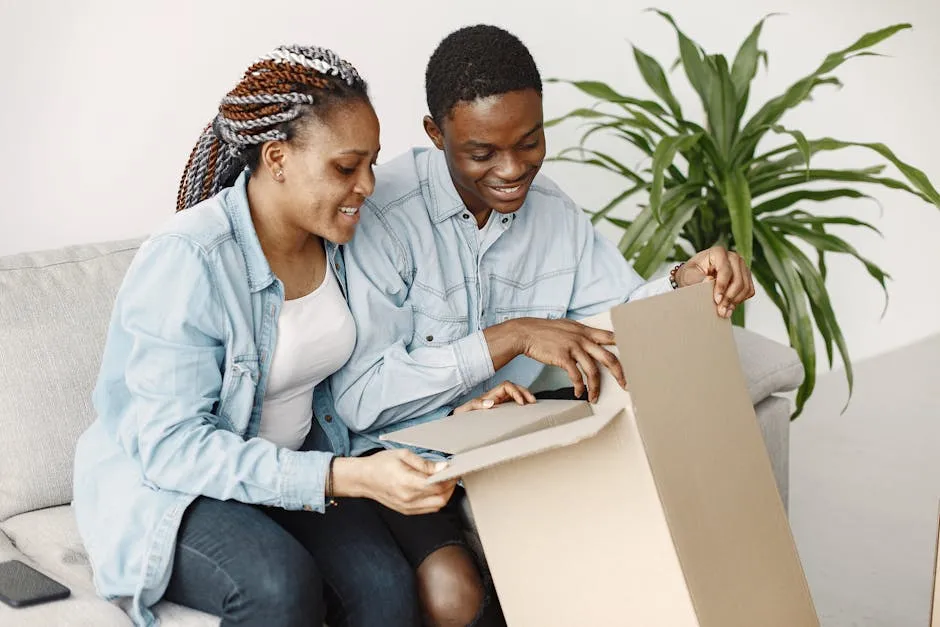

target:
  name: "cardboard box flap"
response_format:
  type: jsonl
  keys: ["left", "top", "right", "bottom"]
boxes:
{"left": 380, "top": 399, "right": 591, "bottom": 454}
{"left": 609, "top": 281, "right": 818, "bottom": 624}
{"left": 428, "top": 407, "right": 623, "bottom": 483}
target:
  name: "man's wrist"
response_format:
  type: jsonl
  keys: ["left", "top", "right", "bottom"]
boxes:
{"left": 670, "top": 263, "right": 686, "bottom": 289}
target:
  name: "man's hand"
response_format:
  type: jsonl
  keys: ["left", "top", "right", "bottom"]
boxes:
{"left": 677, "top": 246, "right": 756, "bottom": 318}
{"left": 453, "top": 380, "right": 537, "bottom": 414}
{"left": 518, "top": 319, "right": 625, "bottom": 403}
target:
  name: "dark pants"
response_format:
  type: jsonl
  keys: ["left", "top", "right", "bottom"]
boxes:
{"left": 164, "top": 496, "right": 420, "bottom": 627}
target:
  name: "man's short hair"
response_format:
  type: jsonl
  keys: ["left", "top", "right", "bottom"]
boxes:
{"left": 425, "top": 24, "right": 542, "bottom": 124}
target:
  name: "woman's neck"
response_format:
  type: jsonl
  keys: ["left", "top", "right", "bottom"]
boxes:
{"left": 246, "top": 175, "right": 320, "bottom": 260}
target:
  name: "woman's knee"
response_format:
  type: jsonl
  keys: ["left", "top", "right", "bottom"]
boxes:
{"left": 416, "top": 545, "right": 485, "bottom": 627}
{"left": 329, "top": 547, "right": 418, "bottom": 627}
{"left": 236, "top": 545, "right": 324, "bottom": 623}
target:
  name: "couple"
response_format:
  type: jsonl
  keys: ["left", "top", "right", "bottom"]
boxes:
{"left": 73, "top": 25, "right": 755, "bottom": 627}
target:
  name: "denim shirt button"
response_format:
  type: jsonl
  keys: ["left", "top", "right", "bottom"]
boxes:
{"left": 324, "top": 414, "right": 333, "bottom": 423}
{"left": 426, "top": 335, "right": 434, "bottom": 342}
{"left": 462, "top": 213, "right": 470, "bottom": 219}
{"left": 502, "top": 217, "right": 509, "bottom": 224}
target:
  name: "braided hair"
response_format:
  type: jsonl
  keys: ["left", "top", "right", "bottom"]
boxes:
{"left": 176, "top": 45, "right": 369, "bottom": 212}
{"left": 425, "top": 25, "right": 542, "bottom": 125}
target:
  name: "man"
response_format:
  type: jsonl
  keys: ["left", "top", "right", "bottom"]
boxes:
{"left": 332, "top": 24, "right": 755, "bottom": 450}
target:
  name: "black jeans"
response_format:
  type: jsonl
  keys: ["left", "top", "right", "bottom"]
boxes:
{"left": 163, "top": 496, "right": 420, "bottom": 627}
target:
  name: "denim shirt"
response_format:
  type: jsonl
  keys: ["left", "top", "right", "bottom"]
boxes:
{"left": 72, "top": 171, "right": 350, "bottom": 627}
{"left": 330, "top": 147, "right": 671, "bottom": 454}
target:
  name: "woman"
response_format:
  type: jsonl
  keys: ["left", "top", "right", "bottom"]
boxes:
{"left": 72, "top": 45, "right": 525, "bottom": 627}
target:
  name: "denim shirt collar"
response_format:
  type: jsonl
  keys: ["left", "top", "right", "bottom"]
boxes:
{"left": 222, "top": 169, "right": 341, "bottom": 294}
{"left": 425, "top": 149, "right": 469, "bottom": 224}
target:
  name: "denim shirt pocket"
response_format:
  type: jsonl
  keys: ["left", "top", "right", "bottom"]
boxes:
{"left": 409, "top": 306, "right": 469, "bottom": 349}
{"left": 217, "top": 354, "right": 260, "bottom": 434}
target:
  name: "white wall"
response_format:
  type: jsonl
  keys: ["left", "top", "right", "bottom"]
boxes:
{"left": 2, "top": 0, "right": 938, "bottom": 371}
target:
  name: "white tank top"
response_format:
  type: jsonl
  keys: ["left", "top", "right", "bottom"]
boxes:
{"left": 258, "top": 264, "right": 356, "bottom": 450}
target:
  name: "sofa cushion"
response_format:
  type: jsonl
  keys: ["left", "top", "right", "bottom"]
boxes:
{"left": 1, "top": 505, "right": 218, "bottom": 626}
{"left": 0, "top": 240, "right": 142, "bottom": 521}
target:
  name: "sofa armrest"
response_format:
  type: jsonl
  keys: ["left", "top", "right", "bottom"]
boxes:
{"left": 732, "top": 327, "right": 804, "bottom": 405}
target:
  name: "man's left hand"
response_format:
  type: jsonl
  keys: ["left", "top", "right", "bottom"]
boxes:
{"left": 676, "top": 246, "right": 755, "bottom": 318}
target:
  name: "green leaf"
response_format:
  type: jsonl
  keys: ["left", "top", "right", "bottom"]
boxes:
{"left": 545, "top": 79, "right": 673, "bottom": 119}
{"left": 544, "top": 107, "right": 610, "bottom": 128}
{"left": 815, "top": 24, "right": 911, "bottom": 74}
{"left": 753, "top": 222, "right": 817, "bottom": 416}
{"left": 606, "top": 217, "right": 632, "bottom": 230}
{"left": 750, "top": 168, "right": 928, "bottom": 201}
{"left": 704, "top": 54, "right": 739, "bottom": 157}
{"left": 847, "top": 141, "right": 940, "bottom": 206}
{"left": 722, "top": 168, "right": 753, "bottom": 264}
{"left": 618, "top": 206, "right": 658, "bottom": 260}
{"left": 633, "top": 45, "right": 683, "bottom": 118}
{"left": 650, "top": 133, "right": 703, "bottom": 221}
{"left": 633, "top": 198, "right": 700, "bottom": 276}
{"left": 767, "top": 210, "right": 883, "bottom": 236}
{"left": 735, "top": 77, "right": 842, "bottom": 163}
{"left": 769, "top": 221, "right": 890, "bottom": 313}
{"left": 813, "top": 223, "right": 829, "bottom": 281}
{"left": 648, "top": 9, "right": 712, "bottom": 104}
{"left": 749, "top": 136, "right": 939, "bottom": 205}
{"left": 752, "top": 188, "right": 874, "bottom": 214}
{"left": 779, "top": 237, "right": 854, "bottom": 411}
{"left": 590, "top": 183, "right": 647, "bottom": 224}
{"left": 730, "top": 14, "right": 780, "bottom": 115}
{"left": 769, "top": 125, "right": 811, "bottom": 175}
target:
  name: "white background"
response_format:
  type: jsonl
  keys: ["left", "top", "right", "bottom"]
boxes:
{"left": 2, "top": 0, "right": 938, "bottom": 373}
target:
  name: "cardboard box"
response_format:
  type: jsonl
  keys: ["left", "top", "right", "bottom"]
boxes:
{"left": 384, "top": 282, "right": 818, "bottom": 626}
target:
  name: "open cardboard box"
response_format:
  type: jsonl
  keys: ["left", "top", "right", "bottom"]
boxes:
{"left": 383, "top": 282, "right": 818, "bottom": 626}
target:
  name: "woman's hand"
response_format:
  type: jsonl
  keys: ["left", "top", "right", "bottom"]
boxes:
{"left": 332, "top": 450, "right": 457, "bottom": 516}
{"left": 453, "top": 380, "right": 537, "bottom": 414}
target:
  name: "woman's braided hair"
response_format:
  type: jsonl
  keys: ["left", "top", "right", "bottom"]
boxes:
{"left": 176, "top": 45, "right": 369, "bottom": 212}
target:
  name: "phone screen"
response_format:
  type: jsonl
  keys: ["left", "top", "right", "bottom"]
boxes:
{"left": 0, "top": 560, "right": 71, "bottom": 608}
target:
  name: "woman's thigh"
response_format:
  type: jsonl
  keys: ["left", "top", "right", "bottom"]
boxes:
{"left": 164, "top": 496, "right": 324, "bottom": 627}
{"left": 266, "top": 499, "right": 421, "bottom": 627}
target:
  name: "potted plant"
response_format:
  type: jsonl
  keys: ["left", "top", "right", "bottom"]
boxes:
{"left": 547, "top": 10, "right": 940, "bottom": 416}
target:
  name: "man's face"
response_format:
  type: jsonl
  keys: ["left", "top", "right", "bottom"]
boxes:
{"left": 424, "top": 89, "right": 545, "bottom": 219}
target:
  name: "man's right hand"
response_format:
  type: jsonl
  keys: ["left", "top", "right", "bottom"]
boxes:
{"left": 484, "top": 318, "right": 626, "bottom": 403}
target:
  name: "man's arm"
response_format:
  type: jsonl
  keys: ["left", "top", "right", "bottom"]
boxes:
{"left": 564, "top": 195, "right": 673, "bottom": 319}
{"left": 331, "top": 206, "right": 495, "bottom": 433}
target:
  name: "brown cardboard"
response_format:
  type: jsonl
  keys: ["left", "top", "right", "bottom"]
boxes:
{"left": 384, "top": 282, "right": 818, "bottom": 626}
{"left": 931, "top": 503, "right": 940, "bottom": 627}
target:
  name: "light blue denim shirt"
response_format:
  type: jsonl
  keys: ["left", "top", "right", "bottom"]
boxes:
{"left": 72, "top": 171, "right": 350, "bottom": 627}
{"left": 330, "top": 147, "right": 671, "bottom": 454}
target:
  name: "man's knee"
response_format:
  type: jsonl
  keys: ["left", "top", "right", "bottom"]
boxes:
{"left": 417, "top": 545, "right": 485, "bottom": 627}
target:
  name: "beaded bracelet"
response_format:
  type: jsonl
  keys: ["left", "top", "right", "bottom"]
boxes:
{"left": 669, "top": 263, "right": 685, "bottom": 290}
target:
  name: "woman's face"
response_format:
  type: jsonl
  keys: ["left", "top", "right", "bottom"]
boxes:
{"left": 278, "top": 99, "right": 380, "bottom": 244}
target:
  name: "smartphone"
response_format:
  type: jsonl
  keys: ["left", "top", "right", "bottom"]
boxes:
{"left": 0, "top": 560, "right": 71, "bottom": 608}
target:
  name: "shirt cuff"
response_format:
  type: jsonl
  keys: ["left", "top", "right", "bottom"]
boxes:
{"left": 627, "top": 276, "right": 674, "bottom": 301}
{"left": 278, "top": 450, "right": 333, "bottom": 512}
{"left": 452, "top": 330, "right": 496, "bottom": 393}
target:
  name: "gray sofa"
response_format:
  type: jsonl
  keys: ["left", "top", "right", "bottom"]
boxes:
{"left": 0, "top": 238, "right": 804, "bottom": 626}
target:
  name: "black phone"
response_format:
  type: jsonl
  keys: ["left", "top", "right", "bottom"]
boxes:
{"left": 0, "top": 560, "right": 71, "bottom": 608}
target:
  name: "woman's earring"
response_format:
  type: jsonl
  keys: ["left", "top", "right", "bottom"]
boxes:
{"left": 274, "top": 169, "right": 284, "bottom": 181}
